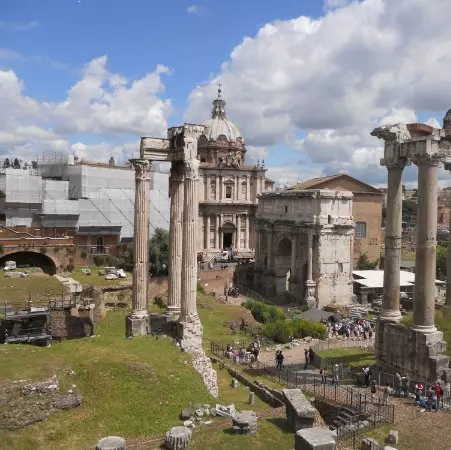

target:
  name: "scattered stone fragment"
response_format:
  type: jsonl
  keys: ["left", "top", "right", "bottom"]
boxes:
{"left": 183, "top": 420, "right": 194, "bottom": 428}
{"left": 215, "top": 404, "right": 236, "bottom": 418}
{"left": 283, "top": 389, "right": 316, "bottom": 431}
{"left": 385, "top": 430, "right": 399, "bottom": 445}
{"left": 180, "top": 408, "right": 192, "bottom": 420}
{"left": 295, "top": 427, "right": 337, "bottom": 450}
{"left": 53, "top": 392, "right": 82, "bottom": 410}
{"left": 232, "top": 410, "right": 258, "bottom": 435}
{"left": 96, "top": 436, "right": 126, "bottom": 450}
{"left": 164, "top": 426, "right": 192, "bottom": 449}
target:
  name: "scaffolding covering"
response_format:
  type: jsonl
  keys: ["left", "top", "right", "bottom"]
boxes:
{"left": 0, "top": 170, "right": 42, "bottom": 203}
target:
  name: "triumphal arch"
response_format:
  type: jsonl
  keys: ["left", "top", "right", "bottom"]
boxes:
{"left": 372, "top": 117, "right": 451, "bottom": 383}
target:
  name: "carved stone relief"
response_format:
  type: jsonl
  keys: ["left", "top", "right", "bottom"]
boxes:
{"left": 210, "top": 182, "right": 216, "bottom": 200}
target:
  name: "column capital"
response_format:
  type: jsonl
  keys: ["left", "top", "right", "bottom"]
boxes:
{"left": 383, "top": 160, "right": 408, "bottom": 170}
{"left": 170, "top": 161, "right": 185, "bottom": 183}
{"left": 131, "top": 159, "right": 153, "bottom": 181}
{"left": 411, "top": 153, "right": 442, "bottom": 167}
{"left": 183, "top": 158, "right": 200, "bottom": 180}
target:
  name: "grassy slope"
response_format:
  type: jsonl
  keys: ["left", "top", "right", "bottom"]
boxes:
{"left": 0, "top": 270, "right": 65, "bottom": 306}
{"left": 316, "top": 348, "right": 376, "bottom": 369}
{"left": 71, "top": 266, "right": 131, "bottom": 287}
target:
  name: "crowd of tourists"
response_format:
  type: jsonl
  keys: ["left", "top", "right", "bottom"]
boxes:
{"left": 320, "top": 315, "right": 375, "bottom": 339}
{"left": 224, "top": 340, "right": 260, "bottom": 364}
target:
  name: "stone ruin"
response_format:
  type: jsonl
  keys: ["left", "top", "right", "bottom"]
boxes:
{"left": 127, "top": 124, "right": 218, "bottom": 396}
{"left": 372, "top": 119, "right": 451, "bottom": 383}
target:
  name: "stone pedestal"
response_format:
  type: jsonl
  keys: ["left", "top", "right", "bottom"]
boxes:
{"left": 295, "top": 427, "right": 336, "bottom": 450}
{"left": 126, "top": 313, "right": 149, "bottom": 338}
{"left": 164, "top": 426, "right": 192, "bottom": 450}
{"left": 305, "top": 281, "right": 316, "bottom": 309}
{"left": 177, "top": 316, "right": 203, "bottom": 352}
{"left": 96, "top": 436, "right": 126, "bottom": 450}
{"left": 283, "top": 389, "right": 316, "bottom": 432}
{"left": 375, "top": 320, "right": 451, "bottom": 383}
{"left": 232, "top": 410, "right": 258, "bottom": 435}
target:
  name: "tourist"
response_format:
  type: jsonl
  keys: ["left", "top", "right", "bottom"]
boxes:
{"left": 304, "top": 348, "right": 309, "bottom": 369}
{"left": 382, "top": 383, "right": 390, "bottom": 404}
{"left": 394, "top": 373, "right": 402, "bottom": 396}
{"left": 434, "top": 382, "right": 442, "bottom": 411}
{"left": 332, "top": 364, "right": 339, "bottom": 386}
{"left": 370, "top": 380, "right": 377, "bottom": 402}
{"left": 363, "top": 366, "right": 370, "bottom": 387}
{"left": 308, "top": 346, "right": 314, "bottom": 364}
{"left": 276, "top": 351, "right": 284, "bottom": 370}
{"left": 401, "top": 375, "right": 409, "bottom": 397}
{"left": 415, "top": 383, "right": 424, "bottom": 403}
{"left": 320, "top": 368, "right": 326, "bottom": 384}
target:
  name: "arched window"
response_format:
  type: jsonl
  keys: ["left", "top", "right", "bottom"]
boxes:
{"left": 96, "top": 236, "right": 105, "bottom": 253}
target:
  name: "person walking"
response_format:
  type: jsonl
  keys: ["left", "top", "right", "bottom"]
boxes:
{"left": 382, "top": 383, "right": 390, "bottom": 404}
{"left": 434, "top": 382, "right": 442, "bottom": 411}
{"left": 332, "top": 364, "right": 340, "bottom": 386}
{"left": 370, "top": 380, "right": 377, "bottom": 402}
{"left": 276, "top": 351, "right": 284, "bottom": 371}
{"left": 304, "top": 348, "right": 309, "bottom": 370}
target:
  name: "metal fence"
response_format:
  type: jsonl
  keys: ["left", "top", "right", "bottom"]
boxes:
{"left": 210, "top": 340, "right": 395, "bottom": 448}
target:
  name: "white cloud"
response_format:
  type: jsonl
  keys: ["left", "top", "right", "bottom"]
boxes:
{"left": 0, "top": 56, "right": 172, "bottom": 163}
{"left": 185, "top": 0, "right": 451, "bottom": 186}
{"left": 187, "top": 5, "right": 199, "bottom": 15}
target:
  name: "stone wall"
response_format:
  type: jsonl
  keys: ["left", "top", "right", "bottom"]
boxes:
{"left": 375, "top": 320, "right": 451, "bottom": 383}
{"left": 51, "top": 306, "right": 95, "bottom": 340}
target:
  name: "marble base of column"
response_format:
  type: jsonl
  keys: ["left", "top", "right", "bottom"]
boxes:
{"left": 126, "top": 311, "right": 149, "bottom": 337}
{"left": 409, "top": 324, "right": 437, "bottom": 333}
{"left": 305, "top": 280, "right": 316, "bottom": 309}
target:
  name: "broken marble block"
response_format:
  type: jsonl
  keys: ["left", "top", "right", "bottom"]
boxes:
{"left": 385, "top": 430, "right": 399, "bottom": 445}
{"left": 215, "top": 403, "right": 236, "bottom": 418}
{"left": 283, "top": 389, "right": 316, "bottom": 431}
{"left": 295, "top": 427, "right": 337, "bottom": 450}
{"left": 96, "top": 436, "right": 126, "bottom": 450}
{"left": 164, "top": 426, "right": 192, "bottom": 450}
{"left": 232, "top": 410, "right": 258, "bottom": 435}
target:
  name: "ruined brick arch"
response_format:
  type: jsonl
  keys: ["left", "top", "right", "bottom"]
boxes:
{"left": 0, "top": 251, "right": 57, "bottom": 275}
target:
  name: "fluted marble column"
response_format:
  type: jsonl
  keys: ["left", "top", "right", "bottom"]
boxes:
{"left": 305, "top": 229, "right": 316, "bottom": 308}
{"left": 245, "top": 214, "right": 249, "bottom": 250}
{"left": 412, "top": 155, "right": 439, "bottom": 332}
{"left": 215, "top": 214, "right": 219, "bottom": 249}
{"left": 127, "top": 159, "right": 152, "bottom": 337}
{"left": 180, "top": 159, "right": 200, "bottom": 321}
{"left": 236, "top": 215, "right": 241, "bottom": 250}
{"left": 205, "top": 215, "right": 210, "bottom": 250}
{"left": 381, "top": 162, "right": 405, "bottom": 322}
{"left": 167, "top": 162, "right": 184, "bottom": 316}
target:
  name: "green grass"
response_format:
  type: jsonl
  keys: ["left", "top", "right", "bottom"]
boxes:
{"left": 71, "top": 266, "right": 132, "bottom": 287}
{"left": 0, "top": 310, "right": 213, "bottom": 450}
{"left": 316, "top": 348, "right": 376, "bottom": 369}
{"left": 0, "top": 270, "right": 65, "bottom": 306}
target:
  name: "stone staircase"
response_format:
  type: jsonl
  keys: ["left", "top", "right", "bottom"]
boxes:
{"left": 330, "top": 406, "right": 366, "bottom": 432}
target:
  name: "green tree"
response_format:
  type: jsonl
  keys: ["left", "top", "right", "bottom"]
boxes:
{"left": 402, "top": 199, "right": 417, "bottom": 223}
{"left": 436, "top": 245, "right": 447, "bottom": 279}
{"left": 149, "top": 228, "right": 169, "bottom": 275}
{"left": 356, "top": 253, "right": 379, "bottom": 270}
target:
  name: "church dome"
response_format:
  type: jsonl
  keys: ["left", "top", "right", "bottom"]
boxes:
{"left": 202, "top": 87, "right": 242, "bottom": 142}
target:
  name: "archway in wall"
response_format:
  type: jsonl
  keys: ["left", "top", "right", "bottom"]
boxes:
{"left": 275, "top": 236, "right": 292, "bottom": 294}
{"left": 0, "top": 251, "right": 57, "bottom": 275}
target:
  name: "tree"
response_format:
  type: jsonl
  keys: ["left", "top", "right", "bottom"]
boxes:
{"left": 436, "top": 245, "right": 447, "bottom": 279}
{"left": 149, "top": 228, "right": 169, "bottom": 275}
{"left": 356, "top": 253, "right": 379, "bottom": 270}
{"left": 402, "top": 200, "right": 417, "bottom": 223}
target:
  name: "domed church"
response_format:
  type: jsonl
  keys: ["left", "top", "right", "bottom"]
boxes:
{"left": 196, "top": 88, "right": 274, "bottom": 258}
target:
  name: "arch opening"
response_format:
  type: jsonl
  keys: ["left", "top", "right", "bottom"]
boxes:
{"left": 0, "top": 251, "right": 57, "bottom": 275}
{"left": 275, "top": 237, "right": 293, "bottom": 294}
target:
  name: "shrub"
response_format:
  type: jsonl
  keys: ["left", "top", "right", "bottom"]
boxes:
{"left": 263, "top": 320, "right": 292, "bottom": 344}
{"left": 80, "top": 251, "right": 87, "bottom": 260}
{"left": 290, "top": 319, "right": 328, "bottom": 340}
{"left": 197, "top": 283, "right": 206, "bottom": 294}
{"left": 154, "top": 296, "right": 166, "bottom": 308}
{"left": 243, "top": 299, "right": 286, "bottom": 324}
{"left": 93, "top": 255, "right": 105, "bottom": 267}
{"left": 66, "top": 263, "right": 75, "bottom": 273}
{"left": 401, "top": 313, "right": 413, "bottom": 326}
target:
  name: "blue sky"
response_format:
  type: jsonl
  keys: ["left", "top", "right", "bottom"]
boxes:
{"left": 1, "top": 0, "right": 451, "bottom": 187}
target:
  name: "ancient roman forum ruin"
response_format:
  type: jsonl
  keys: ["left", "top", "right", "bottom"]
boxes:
{"left": 253, "top": 189, "right": 355, "bottom": 308}
{"left": 372, "top": 117, "right": 451, "bottom": 383}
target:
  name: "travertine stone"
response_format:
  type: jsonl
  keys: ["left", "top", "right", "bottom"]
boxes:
{"left": 412, "top": 154, "right": 440, "bottom": 332}
{"left": 381, "top": 163, "right": 405, "bottom": 322}
{"left": 232, "top": 410, "right": 258, "bottom": 435}
{"left": 283, "top": 389, "right": 316, "bottom": 432}
{"left": 127, "top": 159, "right": 152, "bottom": 337}
{"left": 164, "top": 426, "right": 192, "bottom": 450}
{"left": 96, "top": 436, "right": 126, "bottom": 450}
{"left": 295, "top": 427, "right": 337, "bottom": 450}
{"left": 167, "top": 162, "right": 184, "bottom": 316}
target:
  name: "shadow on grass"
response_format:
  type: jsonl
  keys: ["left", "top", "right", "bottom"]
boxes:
{"left": 265, "top": 418, "right": 292, "bottom": 433}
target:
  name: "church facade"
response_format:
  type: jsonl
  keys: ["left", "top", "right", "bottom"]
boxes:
{"left": 196, "top": 89, "right": 274, "bottom": 257}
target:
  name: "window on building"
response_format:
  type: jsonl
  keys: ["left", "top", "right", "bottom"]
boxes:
{"left": 285, "top": 205, "right": 288, "bottom": 213}
{"left": 96, "top": 236, "right": 105, "bottom": 253}
{"left": 355, "top": 222, "right": 367, "bottom": 239}
{"left": 225, "top": 185, "right": 232, "bottom": 199}
{"left": 338, "top": 263, "right": 343, "bottom": 273}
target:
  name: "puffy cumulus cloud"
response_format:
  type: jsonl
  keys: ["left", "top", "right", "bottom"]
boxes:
{"left": 185, "top": 0, "right": 451, "bottom": 186}
{"left": 0, "top": 56, "right": 171, "bottom": 163}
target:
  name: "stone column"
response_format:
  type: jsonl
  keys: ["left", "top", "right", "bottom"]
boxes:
{"left": 411, "top": 155, "right": 440, "bottom": 332}
{"left": 236, "top": 215, "right": 241, "bottom": 250}
{"left": 167, "top": 162, "right": 184, "bottom": 316}
{"left": 205, "top": 215, "right": 210, "bottom": 250}
{"left": 246, "top": 176, "right": 250, "bottom": 202}
{"left": 215, "top": 214, "right": 220, "bottom": 249}
{"left": 290, "top": 234, "right": 297, "bottom": 273}
{"left": 305, "top": 229, "right": 316, "bottom": 308}
{"left": 255, "top": 227, "right": 261, "bottom": 263}
{"left": 381, "top": 162, "right": 405, "bottom": 322}
{"left": 180, "top": 158, "right": 200, "bottom": 322}
{"left": 219, "top": 175, "right": 223, "bottom": 201}
{"left": 267, "top": 230, "right": 274, "bottom": 270}
{"left": 245, "top": 214, "right": 249, "bottom": 250}
{"left": 126, "top": 159, "right": 152, "bottom": 337}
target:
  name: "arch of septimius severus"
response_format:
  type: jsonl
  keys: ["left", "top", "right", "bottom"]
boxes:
{"left": 372, "top": 113, "right": 451, "bottom": 383}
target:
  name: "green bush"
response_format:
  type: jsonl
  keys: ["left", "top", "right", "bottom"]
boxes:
{"left": 264, "top": 320, "right": 293, "bottom": 344}
{"left": 93, "top": 255, "right": 105, "bottom": 267}
{"left": 197, "top": 283, "right": 206, "bottom": 294}
{"left": 243, "top": 299, "right": 286, "bottom": 323}
{"left": 66, "top": 263, "right": 75, "bottom": 273}
{"left": 80, "top": 251, "right": 87, "bottom": 260}
{"left": 290, "top": 319, "right": 327, "bottom": 340}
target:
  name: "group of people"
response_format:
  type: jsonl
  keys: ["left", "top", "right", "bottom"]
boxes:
{"left": 225, "top": 340, "right": 260, "bottom": 365}
{"left": 414, "top": 381, "right": 443, "bottom": 411}
{"left": 320, "top": 315, "right": 375, "bottom": 340}
{"left": 304, "top": 347, "right": 315, "bottom": 369}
